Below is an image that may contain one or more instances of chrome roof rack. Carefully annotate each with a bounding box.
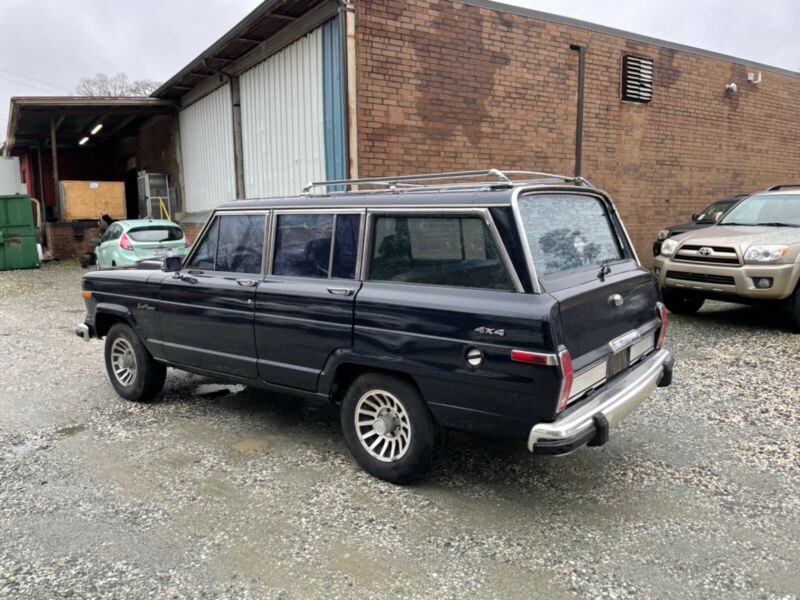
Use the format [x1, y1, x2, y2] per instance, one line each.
[302, 168, 594, 195]
[766, 184, 800, 191]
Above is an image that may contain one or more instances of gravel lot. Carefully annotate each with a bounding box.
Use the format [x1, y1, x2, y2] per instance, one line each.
[1, 261, 798, 599]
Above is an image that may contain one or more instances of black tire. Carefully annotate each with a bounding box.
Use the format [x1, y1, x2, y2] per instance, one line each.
[662, 287, 705, 315]
[104, 322, 166, 402]
[340, 373, 436, 484]
[783, 286, 800, 333]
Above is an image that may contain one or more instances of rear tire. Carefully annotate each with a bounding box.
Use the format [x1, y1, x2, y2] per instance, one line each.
[104, 323, 166, 402]
[340, 374, 436, 484]
[662, 288, 704, 315]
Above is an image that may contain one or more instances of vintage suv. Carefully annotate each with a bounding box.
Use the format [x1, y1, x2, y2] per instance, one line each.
[655, 185, 800, 331]
[76, 169, 673, 483]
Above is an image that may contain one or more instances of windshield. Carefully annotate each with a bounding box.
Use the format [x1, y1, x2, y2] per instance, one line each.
[719, 194, 800, 226]
[696, 200, 734, 222]
[127, 226, 184, 242]
[517, 194, 624, 276]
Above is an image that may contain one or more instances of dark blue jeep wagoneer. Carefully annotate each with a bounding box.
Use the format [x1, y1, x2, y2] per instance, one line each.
[77, 169, 673, 483]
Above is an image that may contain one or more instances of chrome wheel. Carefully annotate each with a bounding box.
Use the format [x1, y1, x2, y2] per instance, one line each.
[110, 337, 137, 387]
[354, 390, 412, 463]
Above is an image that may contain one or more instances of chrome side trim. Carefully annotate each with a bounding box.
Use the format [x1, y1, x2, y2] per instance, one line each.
[528, 349, 672, 452]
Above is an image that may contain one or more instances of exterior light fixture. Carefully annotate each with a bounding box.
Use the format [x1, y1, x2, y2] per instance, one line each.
[90, 123, 103, 135]
[78, 136, 89, 145]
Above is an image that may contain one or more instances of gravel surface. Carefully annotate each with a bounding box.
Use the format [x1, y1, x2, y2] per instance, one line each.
[1, 261, 798, 599]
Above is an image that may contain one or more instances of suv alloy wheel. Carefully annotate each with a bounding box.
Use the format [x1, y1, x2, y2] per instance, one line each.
[104, 322, 167, 402]
[340, 374, 436, 484]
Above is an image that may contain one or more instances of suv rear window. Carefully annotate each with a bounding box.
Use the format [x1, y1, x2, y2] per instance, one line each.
[368, 215, 514, 290]
[517, 194, 623, 276]
[127, 226, 184, 242]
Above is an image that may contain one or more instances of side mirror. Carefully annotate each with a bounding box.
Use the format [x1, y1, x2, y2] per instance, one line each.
[713, 211, 724, 223]
[161, 256, 183, 273]
[691, 213, 700, 222]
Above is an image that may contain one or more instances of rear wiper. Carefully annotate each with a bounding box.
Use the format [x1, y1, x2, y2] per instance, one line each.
[754, 222, 800, 228]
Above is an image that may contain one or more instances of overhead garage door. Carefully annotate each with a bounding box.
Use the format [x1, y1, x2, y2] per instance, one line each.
[240, 19, 345, 199]
[178, 83, 236, 213]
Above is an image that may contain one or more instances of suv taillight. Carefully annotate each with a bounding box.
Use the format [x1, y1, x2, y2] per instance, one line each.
[656, 302, 668, 349]
[119, 232, 133, 251]
[556, 348, 574, 413]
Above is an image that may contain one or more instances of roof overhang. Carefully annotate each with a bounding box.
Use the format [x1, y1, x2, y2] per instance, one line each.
[152, 0, 338, 106]
[5, 96, 176, 154]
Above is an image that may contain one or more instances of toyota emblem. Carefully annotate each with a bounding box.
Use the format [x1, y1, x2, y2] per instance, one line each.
[698, 247, 713, 256]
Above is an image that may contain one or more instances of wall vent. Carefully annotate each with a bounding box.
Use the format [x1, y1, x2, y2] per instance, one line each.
[622, 55, 654, 102]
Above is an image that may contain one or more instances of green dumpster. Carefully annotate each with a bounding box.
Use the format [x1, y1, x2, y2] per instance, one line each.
[0, 194, 40, 270]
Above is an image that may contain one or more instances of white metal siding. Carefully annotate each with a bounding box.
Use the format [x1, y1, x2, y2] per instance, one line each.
[240, 29, 326, 199]
[178, 84, 236, 213]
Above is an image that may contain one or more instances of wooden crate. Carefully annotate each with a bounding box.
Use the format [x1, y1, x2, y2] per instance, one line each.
[59, 180, 126, 221]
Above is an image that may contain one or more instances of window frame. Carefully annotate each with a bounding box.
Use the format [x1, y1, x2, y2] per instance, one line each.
[362, 207, 523, 293]
[182, 209, 270, 275]
[266, 209, 366, 281]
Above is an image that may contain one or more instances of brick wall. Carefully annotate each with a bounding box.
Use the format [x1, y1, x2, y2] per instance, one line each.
[354, 0, 800, 264]
[44, 222, 102, 261]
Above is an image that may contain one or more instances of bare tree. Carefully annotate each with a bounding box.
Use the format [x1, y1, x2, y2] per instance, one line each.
[74, 73, 161, 97]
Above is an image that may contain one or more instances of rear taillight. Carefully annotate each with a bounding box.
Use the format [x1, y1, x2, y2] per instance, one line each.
[511, 349, 554, 366]
[656, 302, 669, 349]
[556, 348, 574, 413]
[119, 232, 133, 251]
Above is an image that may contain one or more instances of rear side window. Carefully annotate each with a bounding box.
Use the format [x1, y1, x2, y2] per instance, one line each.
[517, 194, 623, 276]
[272, 213, 361, 279]
[368, 215, 514, 290]
[127, 226, 184, 242]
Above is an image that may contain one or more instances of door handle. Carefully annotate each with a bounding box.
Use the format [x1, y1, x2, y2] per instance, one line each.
[327, 287, 354, 296]
[237, 278, 259, 287]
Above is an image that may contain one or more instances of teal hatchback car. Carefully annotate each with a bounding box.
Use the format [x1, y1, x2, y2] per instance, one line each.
[95, 220, 188, 269]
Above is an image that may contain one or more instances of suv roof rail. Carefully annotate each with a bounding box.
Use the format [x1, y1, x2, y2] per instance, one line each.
[766, 184, 800, 191]
[302, 168, 594, 194]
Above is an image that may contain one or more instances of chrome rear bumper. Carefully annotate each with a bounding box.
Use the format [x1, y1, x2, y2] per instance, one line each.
[528, 349, 673, 454]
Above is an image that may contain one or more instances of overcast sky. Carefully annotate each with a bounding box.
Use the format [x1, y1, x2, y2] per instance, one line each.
[2, 0, 798, 130]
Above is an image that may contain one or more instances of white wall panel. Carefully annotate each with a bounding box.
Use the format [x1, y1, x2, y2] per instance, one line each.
[240, 28, 326, 199]
[178, 84, 236, 213]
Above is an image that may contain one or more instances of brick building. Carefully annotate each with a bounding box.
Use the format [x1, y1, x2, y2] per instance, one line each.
[5, 0, 799, 263]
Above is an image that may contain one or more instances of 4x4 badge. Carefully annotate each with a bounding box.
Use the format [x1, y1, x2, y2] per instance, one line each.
[474, 326, 505, 337]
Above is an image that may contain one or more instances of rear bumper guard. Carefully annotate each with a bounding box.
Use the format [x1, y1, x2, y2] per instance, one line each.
[75, 322, 93, 342]
[528, 349, 674, 454]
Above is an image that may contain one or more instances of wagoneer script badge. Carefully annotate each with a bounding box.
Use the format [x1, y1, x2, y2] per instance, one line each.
[608, 330, 641, 354]
[474, 326, 505, 337]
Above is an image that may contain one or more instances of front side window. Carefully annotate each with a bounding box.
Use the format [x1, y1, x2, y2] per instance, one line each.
[215, 214, 266, 273]
[187, 218, 220, 270]
[517, 194, 624, 276]
[368, 215, 514, 290]
[720, 194, 800, 227]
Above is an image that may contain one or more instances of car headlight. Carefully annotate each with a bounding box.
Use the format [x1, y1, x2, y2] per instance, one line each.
[657, 229, 671, 240]
[660, 239, 679, 257]
[743, 245, 789, 262]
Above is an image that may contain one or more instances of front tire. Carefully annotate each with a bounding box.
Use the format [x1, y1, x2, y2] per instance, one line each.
[662, 288, 705, 315]
[340, 374, 436, 484]
[104, 323, 166, 402]
[784, 286, 800, 333]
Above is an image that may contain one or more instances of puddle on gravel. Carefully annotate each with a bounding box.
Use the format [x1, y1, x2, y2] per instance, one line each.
[4, 440, 46, 460]
[194, 383, 246, 398]
[55, 424, 86, 437]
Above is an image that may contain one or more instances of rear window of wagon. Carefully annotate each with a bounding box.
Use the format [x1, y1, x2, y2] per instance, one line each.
[127, 227, 184, 242]
[518, 194, 623, 276]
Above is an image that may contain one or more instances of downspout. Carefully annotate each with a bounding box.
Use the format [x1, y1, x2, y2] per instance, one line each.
[342, 1, 359, 181]
[569, 44, 585, 178]
[203, 58, 245, 199]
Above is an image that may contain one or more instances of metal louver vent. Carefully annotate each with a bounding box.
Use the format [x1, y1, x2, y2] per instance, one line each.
[622, 55, 654, 102]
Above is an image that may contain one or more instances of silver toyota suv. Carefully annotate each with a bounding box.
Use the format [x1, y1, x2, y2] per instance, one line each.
[654, 185, 800, 331]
